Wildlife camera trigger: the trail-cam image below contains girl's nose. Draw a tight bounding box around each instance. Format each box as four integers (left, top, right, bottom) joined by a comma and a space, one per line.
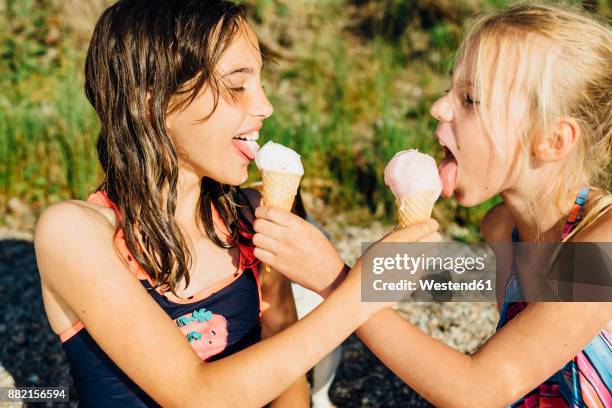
430, 96, 453, 123
252, 86, 274, 119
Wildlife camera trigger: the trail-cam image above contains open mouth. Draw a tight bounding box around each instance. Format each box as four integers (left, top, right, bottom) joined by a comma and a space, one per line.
233, 130, 259, 142
232, 130, 260, 161
439, 146, 458, 198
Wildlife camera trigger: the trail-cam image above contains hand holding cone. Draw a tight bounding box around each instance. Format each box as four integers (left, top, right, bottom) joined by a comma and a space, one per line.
256, 142, 304, 272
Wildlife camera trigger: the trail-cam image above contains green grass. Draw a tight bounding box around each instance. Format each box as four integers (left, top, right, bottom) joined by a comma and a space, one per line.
0, 40, 99, 207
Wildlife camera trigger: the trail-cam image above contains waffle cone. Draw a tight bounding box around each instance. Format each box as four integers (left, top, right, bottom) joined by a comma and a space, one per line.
261, 170, 302, 273
397, 191, 438, 228
262, 170, 302, 210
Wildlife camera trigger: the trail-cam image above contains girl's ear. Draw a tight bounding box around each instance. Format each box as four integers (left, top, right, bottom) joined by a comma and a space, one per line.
533, 117, 581, 162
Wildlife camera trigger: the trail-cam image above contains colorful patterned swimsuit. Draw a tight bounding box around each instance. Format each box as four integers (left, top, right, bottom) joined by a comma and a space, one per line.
497, 188, 612, 407
59, 191, 262, 407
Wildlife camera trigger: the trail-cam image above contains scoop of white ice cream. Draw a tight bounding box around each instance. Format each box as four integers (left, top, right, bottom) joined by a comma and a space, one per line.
255, 141, 304, 175
384, 149, 442, 198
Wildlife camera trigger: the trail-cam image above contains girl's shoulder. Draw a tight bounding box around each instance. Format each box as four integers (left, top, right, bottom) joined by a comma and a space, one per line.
481, 202, 514, 243
34, 199, 117, 260
573, 200, 612, 242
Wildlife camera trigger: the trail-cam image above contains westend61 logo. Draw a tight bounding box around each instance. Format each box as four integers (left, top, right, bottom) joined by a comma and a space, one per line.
361, 242, 612, 302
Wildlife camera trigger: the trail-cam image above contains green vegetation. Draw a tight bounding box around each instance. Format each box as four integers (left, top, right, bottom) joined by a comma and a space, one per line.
1, 0, 609, 241
0, 0, 99, 207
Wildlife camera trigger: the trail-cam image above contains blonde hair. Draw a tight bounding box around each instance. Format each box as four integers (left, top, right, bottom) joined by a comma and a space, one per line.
456, 3, 611, 237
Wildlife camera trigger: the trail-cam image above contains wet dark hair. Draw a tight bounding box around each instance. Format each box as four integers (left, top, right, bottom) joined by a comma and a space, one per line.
85, 0, 255, 296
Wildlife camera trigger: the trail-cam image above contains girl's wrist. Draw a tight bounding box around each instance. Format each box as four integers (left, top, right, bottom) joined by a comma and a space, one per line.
324, 282, 371, 329
319, 262, 350, 299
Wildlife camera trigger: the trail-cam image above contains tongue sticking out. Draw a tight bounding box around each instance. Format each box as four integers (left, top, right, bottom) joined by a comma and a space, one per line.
233, 139, 260, 161
245, 140, 260, 158
439, 155, 457, 198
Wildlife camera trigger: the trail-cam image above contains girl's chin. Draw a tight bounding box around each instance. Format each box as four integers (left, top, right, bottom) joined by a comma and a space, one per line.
455, 188, 497, 208
220, 175, 248, 187
456, 194, 479, 207
228, 168, 250, 186
454, 187, 478, 207
202, 167, 248, 187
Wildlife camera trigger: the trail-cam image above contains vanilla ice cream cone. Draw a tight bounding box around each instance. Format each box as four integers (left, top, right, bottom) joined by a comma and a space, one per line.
261, 170, 302, 211
256, 142, 304, 273
261, 172, 301, 273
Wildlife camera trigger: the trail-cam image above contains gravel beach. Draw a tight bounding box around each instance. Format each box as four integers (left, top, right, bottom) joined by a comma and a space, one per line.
0, 232, 73, 408
0, 206, 498, 407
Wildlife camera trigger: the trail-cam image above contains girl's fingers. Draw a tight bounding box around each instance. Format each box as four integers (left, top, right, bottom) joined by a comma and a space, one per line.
383, 219, 439, 243
252, 232, 279, 253
254, 206, 295, 227
253, 247, 275, 265
417, 231, 443, 242
253, 218, 285, 240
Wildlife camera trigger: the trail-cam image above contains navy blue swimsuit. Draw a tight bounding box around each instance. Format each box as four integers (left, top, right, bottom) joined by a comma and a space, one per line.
59, 191, 262, 407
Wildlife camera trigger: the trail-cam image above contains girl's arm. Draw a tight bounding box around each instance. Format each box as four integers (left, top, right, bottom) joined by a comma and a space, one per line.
357, 302, 611, 407
252, 206, 441, 298
242, 189, 310, 406
34, 201, 381, 408
260, 268, 309, 407
355, 206, 612, 407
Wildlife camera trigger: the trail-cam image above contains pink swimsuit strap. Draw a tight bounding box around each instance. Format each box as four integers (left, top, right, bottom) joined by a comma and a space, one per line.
86, 191, 259, 286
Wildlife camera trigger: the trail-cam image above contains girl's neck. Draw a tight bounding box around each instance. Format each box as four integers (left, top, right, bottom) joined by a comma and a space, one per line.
501, 188, 571, 242
175, 168, 202, 225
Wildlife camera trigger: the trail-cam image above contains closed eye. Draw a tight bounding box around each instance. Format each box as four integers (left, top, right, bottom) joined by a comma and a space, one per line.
464, 94, 480, 105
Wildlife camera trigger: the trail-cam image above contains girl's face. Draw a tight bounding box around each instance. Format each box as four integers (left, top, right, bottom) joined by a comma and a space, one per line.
430, 59, 521, 207
165, 22, 273, 186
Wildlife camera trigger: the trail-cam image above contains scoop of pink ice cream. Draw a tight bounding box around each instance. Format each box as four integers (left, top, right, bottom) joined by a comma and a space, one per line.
384, 149, 442, 198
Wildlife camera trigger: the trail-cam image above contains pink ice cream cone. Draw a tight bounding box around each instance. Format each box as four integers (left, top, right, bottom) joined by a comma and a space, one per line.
384, 149, 442, 228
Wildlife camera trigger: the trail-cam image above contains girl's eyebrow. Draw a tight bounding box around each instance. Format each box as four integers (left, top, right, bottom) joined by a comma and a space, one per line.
448, 69, 474, 87
223, 63, 265, 77
224, 67, 253, 76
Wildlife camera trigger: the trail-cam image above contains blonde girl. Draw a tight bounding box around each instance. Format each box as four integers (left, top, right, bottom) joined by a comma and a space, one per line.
255, 4, 612, 406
